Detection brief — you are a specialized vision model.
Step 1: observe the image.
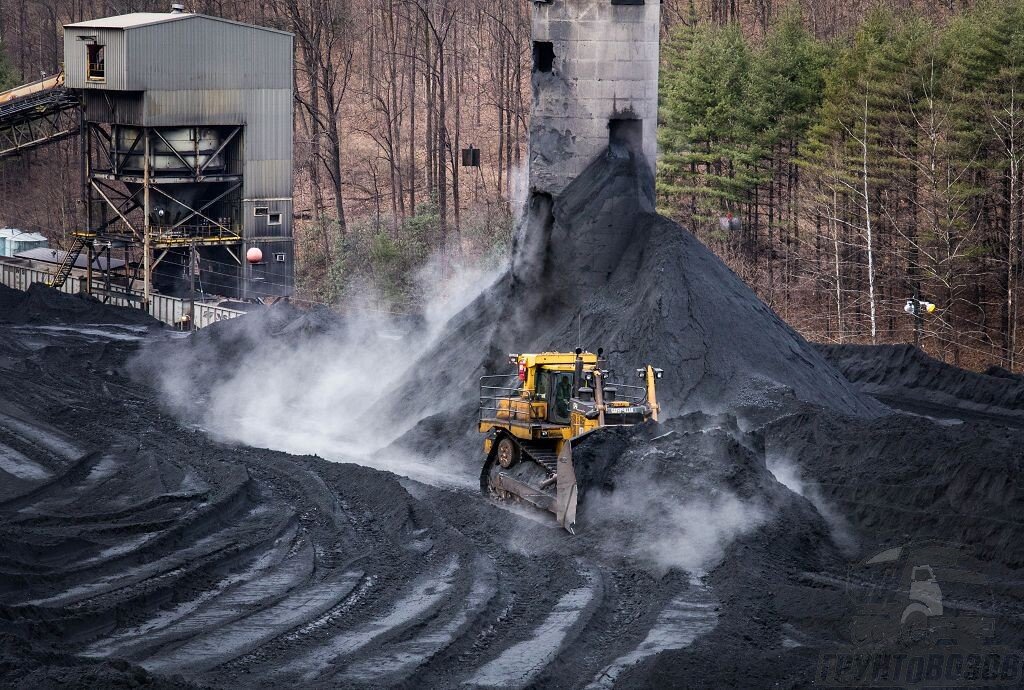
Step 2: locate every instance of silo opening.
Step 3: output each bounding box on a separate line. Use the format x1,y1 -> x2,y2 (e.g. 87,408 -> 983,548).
533,42 -> 555,73
608,118 -> 643,158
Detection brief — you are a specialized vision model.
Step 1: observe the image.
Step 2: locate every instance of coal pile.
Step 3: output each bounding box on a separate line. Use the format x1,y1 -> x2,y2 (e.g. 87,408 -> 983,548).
384,153 -> 881,455
820,343 -> 1024,423
569,414 -> 838,575
0,283 -> 160,328
4,149 -> 1024,688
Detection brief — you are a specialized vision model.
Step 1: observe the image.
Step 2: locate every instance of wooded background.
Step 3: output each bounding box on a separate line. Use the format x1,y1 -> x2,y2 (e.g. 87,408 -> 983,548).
2,0 -> 1023,371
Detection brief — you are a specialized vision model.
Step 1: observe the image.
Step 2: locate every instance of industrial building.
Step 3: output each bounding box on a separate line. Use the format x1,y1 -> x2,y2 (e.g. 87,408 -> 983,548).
0,8 -> 297,305
529,0 -> 660,197
60,9 -> 295,302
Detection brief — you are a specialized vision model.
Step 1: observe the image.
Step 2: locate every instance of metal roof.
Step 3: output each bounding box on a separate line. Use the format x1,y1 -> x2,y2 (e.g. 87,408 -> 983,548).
16,247 -> 125,270
0,228 -> 48,242
65,12 -> 291,36
65,13 -> 190,29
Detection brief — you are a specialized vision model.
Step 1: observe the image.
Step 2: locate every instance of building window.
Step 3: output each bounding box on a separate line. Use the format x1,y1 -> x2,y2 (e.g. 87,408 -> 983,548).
268,213 -> 283,225
533,42 -> 555,74
275,252 -> 286,263
254,206 -> 269,216
87,44 -> 105,81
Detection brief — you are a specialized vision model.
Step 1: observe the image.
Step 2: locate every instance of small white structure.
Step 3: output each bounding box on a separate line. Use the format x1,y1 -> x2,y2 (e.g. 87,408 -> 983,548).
0,228 -> 48,257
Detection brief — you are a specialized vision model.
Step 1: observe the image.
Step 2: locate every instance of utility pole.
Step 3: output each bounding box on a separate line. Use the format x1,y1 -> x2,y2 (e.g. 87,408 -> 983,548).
85,245 -> 93,295
189,240 -> 197,331
142,130 -> 151,311
914,296 -> 923,348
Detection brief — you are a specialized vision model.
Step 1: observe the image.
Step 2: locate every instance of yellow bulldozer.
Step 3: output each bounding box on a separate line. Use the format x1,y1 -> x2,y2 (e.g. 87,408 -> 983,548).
479,349 -> 662,533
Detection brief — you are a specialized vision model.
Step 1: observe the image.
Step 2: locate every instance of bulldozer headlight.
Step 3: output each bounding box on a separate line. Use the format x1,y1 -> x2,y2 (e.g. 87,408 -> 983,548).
654,368 -> 663,379
508,353 -> 519,365
636,368 -> 645,380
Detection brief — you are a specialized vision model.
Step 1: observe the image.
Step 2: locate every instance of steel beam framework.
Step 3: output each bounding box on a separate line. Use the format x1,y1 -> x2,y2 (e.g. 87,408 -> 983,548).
0,89 -> 81,159
84,123 -> 245,305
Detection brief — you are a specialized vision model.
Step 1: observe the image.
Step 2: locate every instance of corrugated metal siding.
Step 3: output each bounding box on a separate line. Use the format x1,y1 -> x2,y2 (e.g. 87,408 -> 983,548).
83,92 -> 144,124
64,27 -> 129,90
242,199 -> 293,240
244,238 -> 293,298
126,18 -> 291,91
243,89 -> 293,160
140,88 -> 291,158
242,159 -> 292,199
142,89 -> 246,124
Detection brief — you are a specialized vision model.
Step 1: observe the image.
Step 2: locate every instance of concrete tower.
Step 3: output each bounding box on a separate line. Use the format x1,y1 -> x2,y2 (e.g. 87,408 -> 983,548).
529,0 -> 660,197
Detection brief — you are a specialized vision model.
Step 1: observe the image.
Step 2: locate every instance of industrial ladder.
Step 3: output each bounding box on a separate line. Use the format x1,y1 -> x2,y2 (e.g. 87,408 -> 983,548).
48,237 -> 88,288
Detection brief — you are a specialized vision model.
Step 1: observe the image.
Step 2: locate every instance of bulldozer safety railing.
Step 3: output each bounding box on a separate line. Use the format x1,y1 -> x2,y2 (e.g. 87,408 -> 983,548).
479,375 -> 524,423
0,258 -> 244,329
479,374 -> 649,424
607,382 -> 648,405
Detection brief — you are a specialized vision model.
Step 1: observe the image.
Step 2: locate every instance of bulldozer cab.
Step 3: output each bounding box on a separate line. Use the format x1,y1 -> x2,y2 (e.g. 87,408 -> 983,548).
537,370 -> 573,424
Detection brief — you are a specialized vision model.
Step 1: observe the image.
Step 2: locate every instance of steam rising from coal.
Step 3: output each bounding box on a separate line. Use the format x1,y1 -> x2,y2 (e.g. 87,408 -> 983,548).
587,480 -> 767,574
766,452 -> 858,556
137,149 -> 875,577
135,257 -> 501,488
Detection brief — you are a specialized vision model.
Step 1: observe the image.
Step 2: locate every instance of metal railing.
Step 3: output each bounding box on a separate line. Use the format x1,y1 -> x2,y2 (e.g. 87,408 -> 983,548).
479,374 -> 524,423
0,258 -> 244,329
478,373 -> 649,425
606,382 -> 648,405
150,224 -> 241,245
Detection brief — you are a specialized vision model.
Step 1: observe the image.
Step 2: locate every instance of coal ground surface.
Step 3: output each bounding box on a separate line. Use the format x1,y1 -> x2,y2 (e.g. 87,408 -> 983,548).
2,150 -> 1024,689
2,284 -> 1023,688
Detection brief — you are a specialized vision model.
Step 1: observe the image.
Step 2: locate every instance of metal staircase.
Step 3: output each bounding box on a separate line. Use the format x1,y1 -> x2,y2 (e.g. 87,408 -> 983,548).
47,237 -> 88,288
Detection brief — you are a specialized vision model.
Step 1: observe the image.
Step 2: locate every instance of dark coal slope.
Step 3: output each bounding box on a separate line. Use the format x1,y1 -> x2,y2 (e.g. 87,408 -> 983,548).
0,285 -> 854,690
387,152 -> 880,439
570,415 -> 837,561
764,403 -> 1024,568
0,283 -> 160,328
820,343 -> 1024,422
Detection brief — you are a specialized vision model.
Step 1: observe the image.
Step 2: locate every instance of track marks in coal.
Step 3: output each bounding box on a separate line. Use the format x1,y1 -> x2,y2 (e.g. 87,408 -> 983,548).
339,554 -> 498,684
140,568 -> 365,674
587,586 -> 718,688
466,565 -> 602,689
277,555 -> 462,682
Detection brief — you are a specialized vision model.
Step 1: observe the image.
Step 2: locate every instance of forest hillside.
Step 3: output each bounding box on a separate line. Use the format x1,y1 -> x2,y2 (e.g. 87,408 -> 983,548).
1,0 -> 1022,369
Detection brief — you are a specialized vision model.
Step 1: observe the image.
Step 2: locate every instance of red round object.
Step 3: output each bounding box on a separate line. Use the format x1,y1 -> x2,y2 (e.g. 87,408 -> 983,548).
246,247 -> 263,264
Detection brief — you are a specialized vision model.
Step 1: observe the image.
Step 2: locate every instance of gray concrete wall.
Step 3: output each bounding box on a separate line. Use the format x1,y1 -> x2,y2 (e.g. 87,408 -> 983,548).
530,0 -> 660,197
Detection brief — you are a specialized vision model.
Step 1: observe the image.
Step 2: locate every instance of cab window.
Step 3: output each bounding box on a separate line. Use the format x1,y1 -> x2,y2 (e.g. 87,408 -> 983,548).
548,372 -> 573,424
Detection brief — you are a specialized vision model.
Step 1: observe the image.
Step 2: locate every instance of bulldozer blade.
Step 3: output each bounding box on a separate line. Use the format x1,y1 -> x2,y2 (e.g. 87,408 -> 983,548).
556,442 -> 578,534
